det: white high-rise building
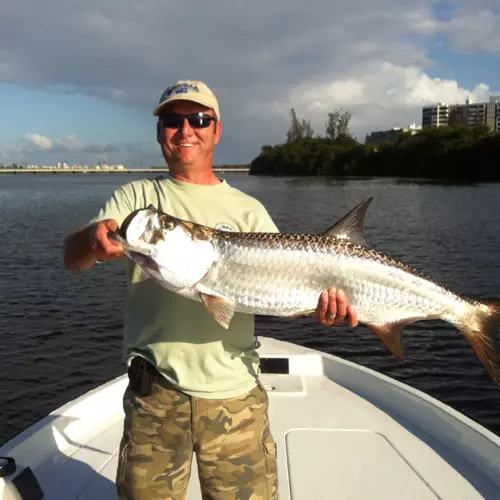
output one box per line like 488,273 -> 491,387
422,103 -> 450,128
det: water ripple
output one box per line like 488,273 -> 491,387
1,174 -> 499,445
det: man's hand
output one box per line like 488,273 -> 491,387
316,288 -> 358,327
90,219 -> 125,262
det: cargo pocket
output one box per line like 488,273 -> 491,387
263,432 -> 279,500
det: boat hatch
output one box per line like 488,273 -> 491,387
285,429 -> 439,500
260,357 -> 290,374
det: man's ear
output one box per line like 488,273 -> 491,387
214,121 -> 222,145
156,120 -> 161,144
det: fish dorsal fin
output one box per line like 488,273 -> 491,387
199,292 -> 236,329
324,197 -> 373,246
366,321 -> 406,359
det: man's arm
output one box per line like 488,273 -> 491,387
64,219 -> 125,271
64,183 -> 135,271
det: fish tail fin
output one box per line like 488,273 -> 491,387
459,299 -> 500,385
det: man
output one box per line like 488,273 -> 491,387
64,80 -> 358,500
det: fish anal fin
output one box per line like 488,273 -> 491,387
323,197 -> 373,246
199,292 -> 236,329
366,321 -> 407,360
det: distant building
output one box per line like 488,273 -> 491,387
22,163 -> 125,170
422,96 -> 500,131
490,96 -> 500,132
422,103 -> 450,128
365,123 -> 422,145
453,96 -> 489,128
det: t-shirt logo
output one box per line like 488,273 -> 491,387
215,222 -> 235,232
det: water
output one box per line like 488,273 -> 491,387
1,173 -> 500,445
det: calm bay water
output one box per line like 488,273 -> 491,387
1,173 -> 500,445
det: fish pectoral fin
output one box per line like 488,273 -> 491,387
366,321 -> 407,360
199,292 -> 236,329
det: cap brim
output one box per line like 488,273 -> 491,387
153,95 -> 219,120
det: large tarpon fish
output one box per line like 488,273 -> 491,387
109,200 -> 500,384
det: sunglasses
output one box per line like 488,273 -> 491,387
160,112 -> 217,129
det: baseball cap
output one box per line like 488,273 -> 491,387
152,80 -> 220,121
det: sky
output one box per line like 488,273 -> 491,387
1,0 -> 499,167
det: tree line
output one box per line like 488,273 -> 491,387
249,108 -> 500,181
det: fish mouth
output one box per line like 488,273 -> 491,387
110,205 -> 162,273
119,210 -> 139,239
107,232 -> 159,272
129,251 -> 160,272
119,205 -> 158,239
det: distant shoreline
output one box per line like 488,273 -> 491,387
0,168 -> 249,174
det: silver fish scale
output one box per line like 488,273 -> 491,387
200,232 -> 470,322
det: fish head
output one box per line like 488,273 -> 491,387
115,205 -> 216,290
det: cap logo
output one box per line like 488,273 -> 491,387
161,83 -> 200,102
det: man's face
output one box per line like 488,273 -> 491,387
157,100 -> 222,168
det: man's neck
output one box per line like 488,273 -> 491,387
168,165 -> 221,185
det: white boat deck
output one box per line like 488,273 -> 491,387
1,336 -> 500,499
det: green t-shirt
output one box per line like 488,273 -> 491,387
89,176 -> 279,398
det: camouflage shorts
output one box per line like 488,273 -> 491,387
116,371 -> 279,500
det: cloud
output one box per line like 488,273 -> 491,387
0,0 -> 499,163
19,133 -> 86,153
1,1 -> 437,99
7,133 -> 156,165
20,133 -> 53,151
432,3 -> 500,54
286,63 -> 494,137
